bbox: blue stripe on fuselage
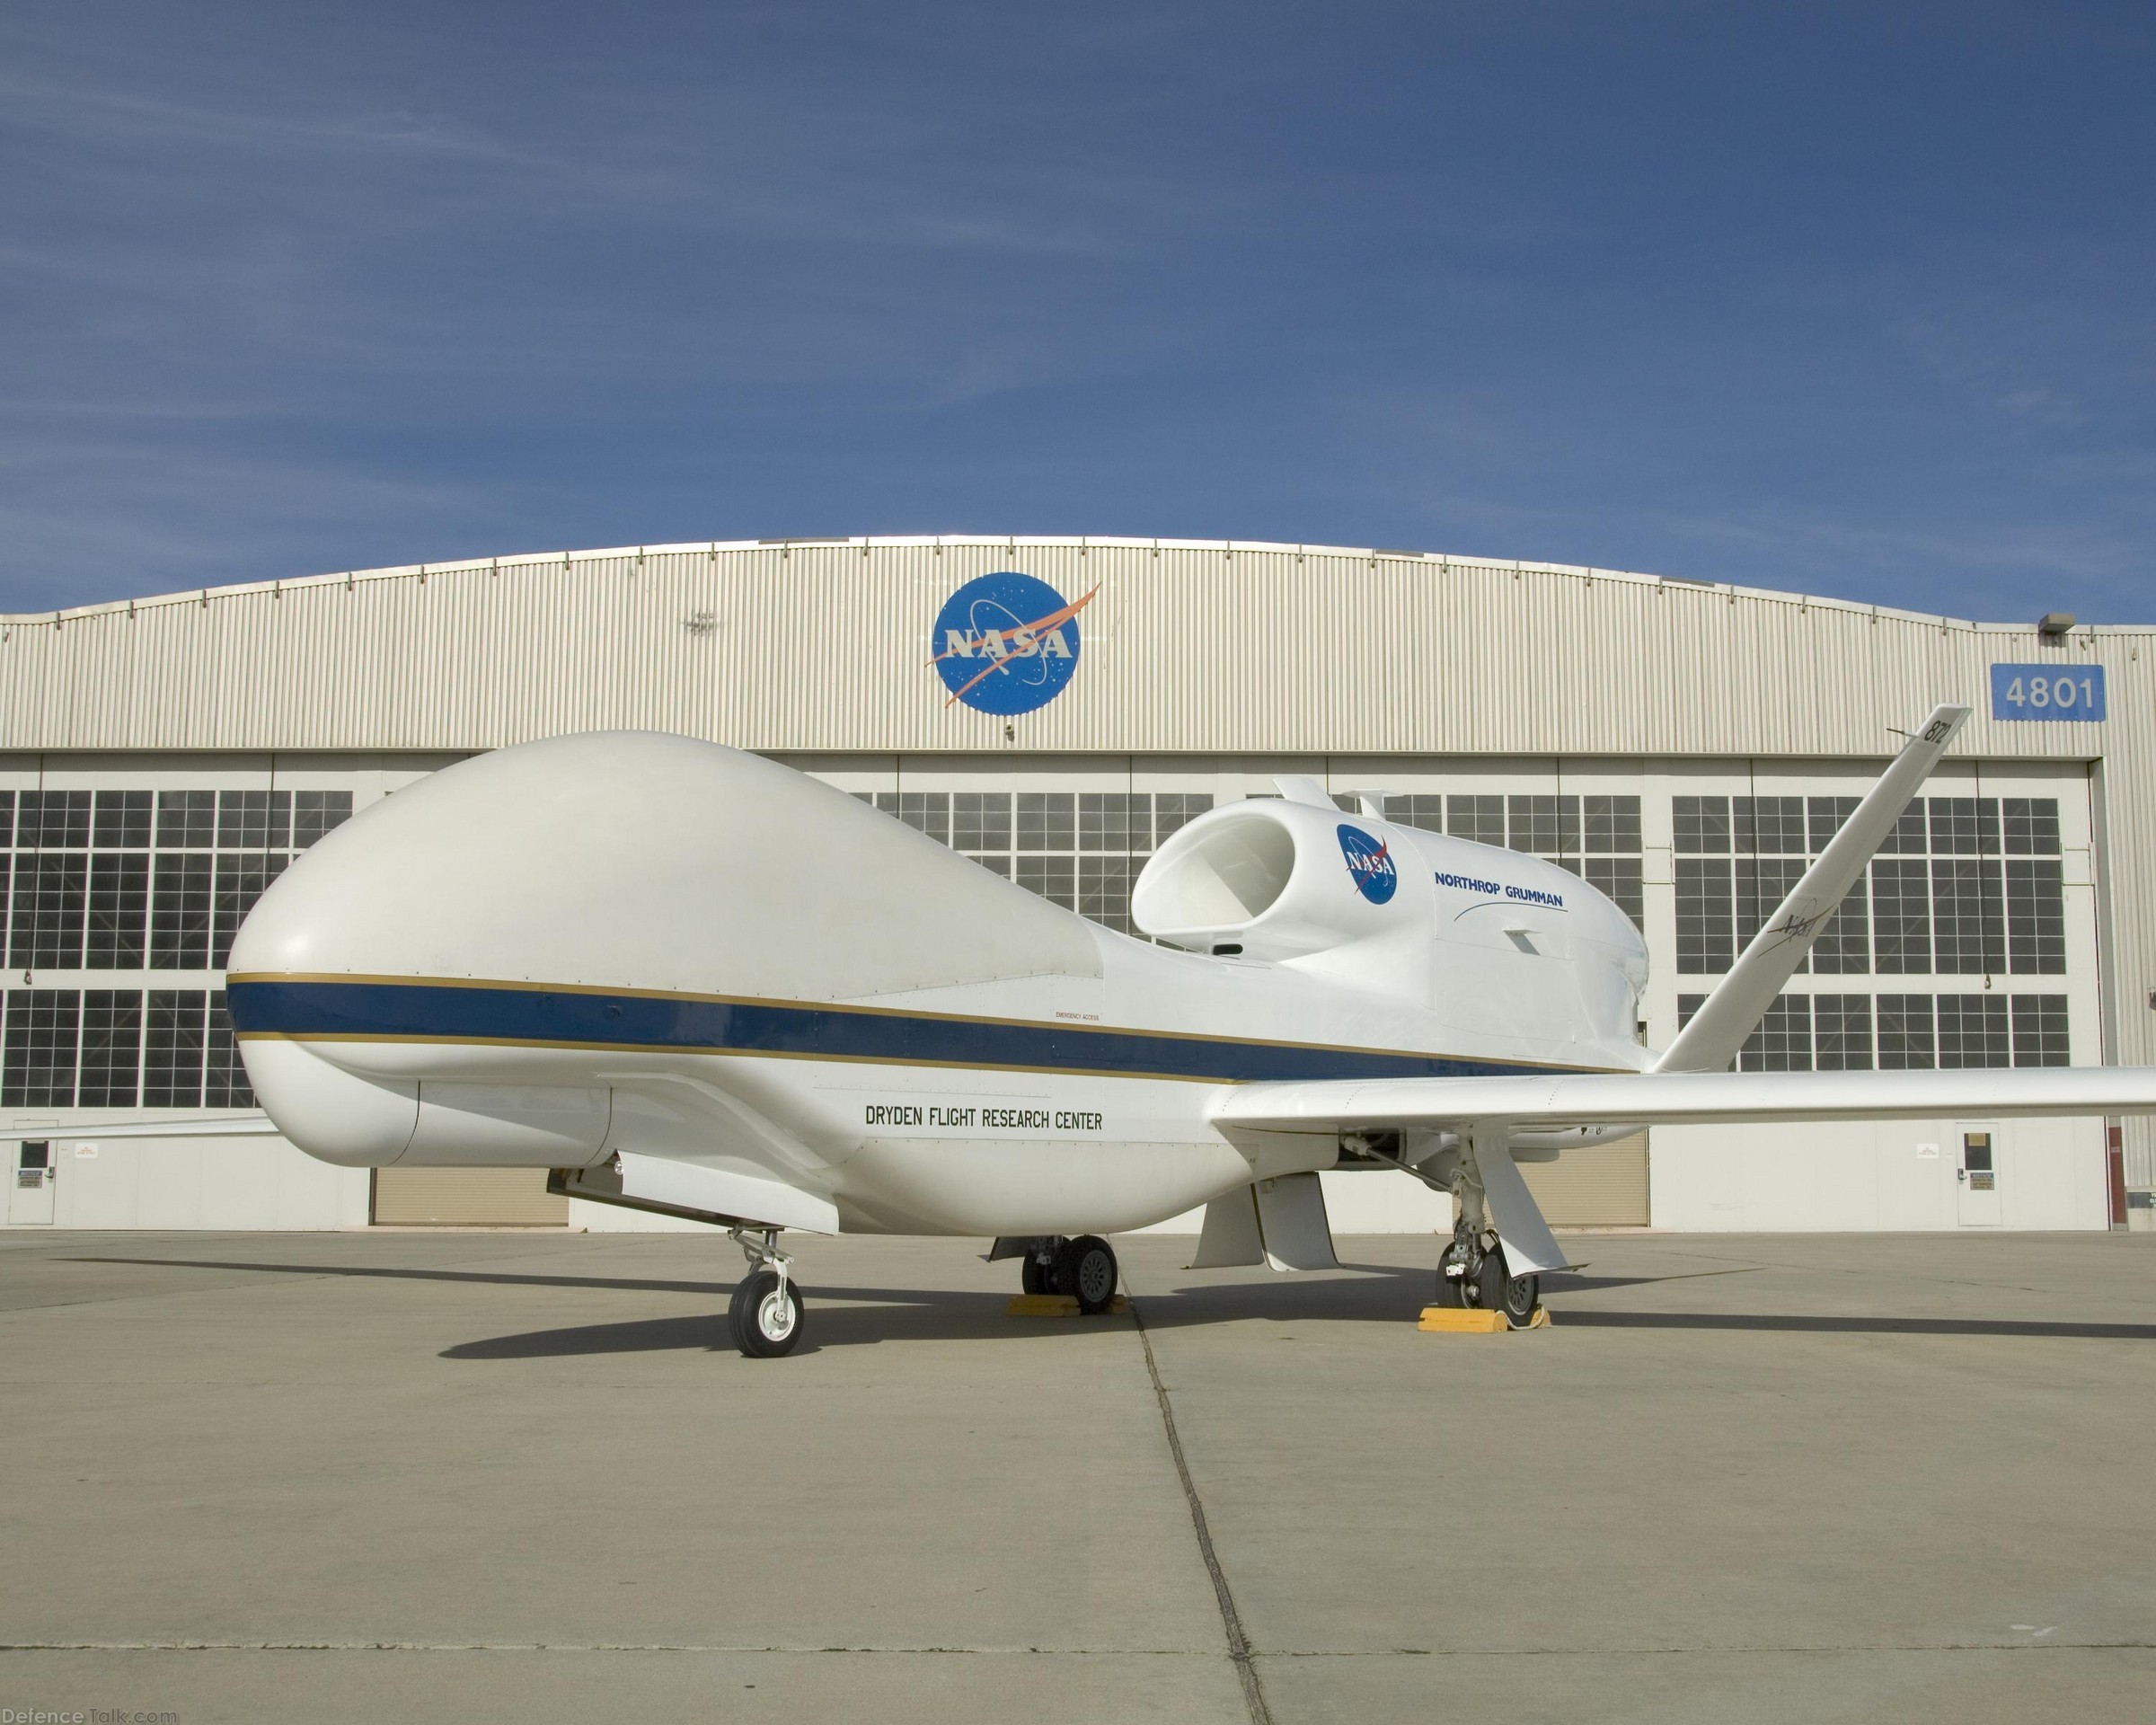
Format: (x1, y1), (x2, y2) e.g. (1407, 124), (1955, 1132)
(226, 978), (1586, 1084)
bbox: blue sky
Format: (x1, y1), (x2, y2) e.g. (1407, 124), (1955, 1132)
(3, 1), (2151, 620)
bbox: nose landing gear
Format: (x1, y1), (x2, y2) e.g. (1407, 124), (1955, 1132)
(728, 1227), (805, 1358)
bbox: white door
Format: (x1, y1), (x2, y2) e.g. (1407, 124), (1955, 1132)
(1956, 1126), (2001, 1227)
(8, 1142), (56, 1225)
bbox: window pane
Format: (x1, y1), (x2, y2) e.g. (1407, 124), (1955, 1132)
(156, 791), (216, 848)
(1736, 855), (1809, 969)
(1879, 806), (1928, 854)
(206, 990), (252, 1106)
(292, 792), (355, 850)
(1734, 797), (1805, 855)
(1583, 796), (1641, 854)
(1807, 796), (1861, 853)
(1582, 856), (1645, 932)
(77, 989), (143, 1108)
(8, 853), (88, 969)
(143, 990), (207, 1107)
(2001, 798), (2061, 857)
(874, 792), (950, 845)
(18, 790), (91, 849)
(151, 854), (213, 969)
(1016, 794), (1074, 853)
(2, 988), (81, 1107)
(1937, 995), (2010, 1068)
(1153, 794), (1213, 842)
(2004, 859), (2065, 974)
(1815, 995), (1874, 1070)
(951, 792), (1012, 854)
(1870, 861), (1932, 973)
(2010, 995), (2070, 1067)
(1811, 883), (1870, 974)
(1928, 797), (1982, 855)
(1674, 857), (1735, 972)
(93, 790), (153, 849)
(1077, 854), (1135, 932)
(1931, 858), (2004, 975)
(1878, 995), (1935, 1068)
(213, 853), (289, 968)
(1739, 994), (1812, 1071)
(1507, 795), (1563, 857)
(1383, 794), (1445, 835)
(216, 790), (292, 851)
(1673, 796), (1730, 854)
(1078, 793), (1145, 854)
(87, 852), (150, 969)
(1446, 796), (1506, 845)
(1013, 854), (1074, 908)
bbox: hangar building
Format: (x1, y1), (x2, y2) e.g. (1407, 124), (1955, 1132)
(2, 535), (2145, 1234)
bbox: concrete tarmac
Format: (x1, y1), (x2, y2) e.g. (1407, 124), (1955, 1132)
(3, 1227), (2153, 1723)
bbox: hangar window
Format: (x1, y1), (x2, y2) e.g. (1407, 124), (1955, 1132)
(1584, 795), (1641, 853)
(1736, 855), (1810, 967)
(2004, 859), (2065, 974)
(2001, 799), (2061, 856)
(1017, 793), (1076, 854)
(1870, 862), (1932, 973)
(16, 791), (91, 850)
(1877, 995), (1936, 1068)
(150, 855), (213, 969)
(1079, 855), (1135, 933)
(93, 790), (153, 849)
(0, 791), (9, 846)
(1738, 994), (1812, 1071)
(1814, 995), (1875, 1069)
(2010, 995), (2069, 1066)
(1080, 794), (1147, 854)
(1016, 854), (1075, 909)
(1733, 797), (1807, 855)
(1384, 795), (1445, 834)
(88, 853), (150, 969)
(1879, 805), (1929, 854)
(217, 791), (292, 851)
(212, 854), (289, 969)
(1, 989), (81, 1108)
(1936, 995), (2011, 1068)
(1931, 858), (2004, 974)
(1673, 797), (1731, 854)
(205, 991), (252, 1106)
(1154, 795), (1212, 843)
(8, 852), (88, 970)
(291, 792), (353, 849)
(156, 792), (216, 848)
(1507, 796), (1576, 857)
(874, 792), (951, 845)
(1445, 797), (1507, 847)
(1811, 887), (1870, 974)
(143, 990), (208, 1107)
(1674, 858), (1735, 972)
(1807, 796), (1861, 851)
(950, 792), (1012, 854)
(76, 990), (143, 1107)
(1582, 857), (1645, 930)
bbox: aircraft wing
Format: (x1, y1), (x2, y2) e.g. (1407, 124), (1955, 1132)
(1212, 1066), (2156, 1133)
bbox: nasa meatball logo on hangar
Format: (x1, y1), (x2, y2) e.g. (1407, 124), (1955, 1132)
(927, 570), (1098, 714)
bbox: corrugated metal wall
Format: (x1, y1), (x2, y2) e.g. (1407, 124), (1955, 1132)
(6, 535), (2151, 1183)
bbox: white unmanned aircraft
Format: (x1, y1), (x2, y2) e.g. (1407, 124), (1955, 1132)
(194, 703), (2156, 1356)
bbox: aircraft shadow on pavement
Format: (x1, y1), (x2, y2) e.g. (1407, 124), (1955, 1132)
(66, 1255), (2156, 1352)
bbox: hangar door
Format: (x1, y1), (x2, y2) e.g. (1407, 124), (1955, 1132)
(371, 1167), (568, 1226)
(1517, 1131), (1650, 1227)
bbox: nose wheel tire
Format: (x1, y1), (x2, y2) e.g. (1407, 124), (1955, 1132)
(1021, 1251), (1057, 1296)
(1463, 1243), (1539, 1327)
(729, 1269), (805, 1358)
(1055, 1234), (1118, 1314)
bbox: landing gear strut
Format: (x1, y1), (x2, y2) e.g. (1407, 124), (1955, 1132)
(1014, 1234), (1119, 1313)
(728, 1227), (804, 1358)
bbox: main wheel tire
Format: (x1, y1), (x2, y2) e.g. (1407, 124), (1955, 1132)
(1434, 1236), (1473, 1307)
(1056, 1234), (1118, 1314)
(1021, 1254), (1053, 1296)
(729, 1269), (804, 1358)
(1464, 1243), (1506, 1313)
(1499, 1269), (1540, 1328)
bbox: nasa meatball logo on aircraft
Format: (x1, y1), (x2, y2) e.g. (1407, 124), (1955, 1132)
(1337, 825), (1398, 903)
(928, 571), (1098, 714)
(84, 692), (2156, 1360)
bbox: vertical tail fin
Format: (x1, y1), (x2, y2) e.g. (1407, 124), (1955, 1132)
(1654, 704), (1970, 1074)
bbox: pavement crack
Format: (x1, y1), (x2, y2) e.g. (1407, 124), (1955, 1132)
(1127, 1281), (1275, 1725)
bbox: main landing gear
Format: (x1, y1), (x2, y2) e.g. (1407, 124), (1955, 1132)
(1018, 1234), (1119, 1314)
(728, 1227), (804, 1358)
(1435, 1220), (1539, 1327)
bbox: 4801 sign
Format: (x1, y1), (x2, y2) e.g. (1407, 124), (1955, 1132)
(1990, 663), (2107, 722)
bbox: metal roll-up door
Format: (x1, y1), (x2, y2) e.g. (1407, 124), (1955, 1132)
(1518, 1130), (1650, 1227)
(371, 1167), (569, 1226)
